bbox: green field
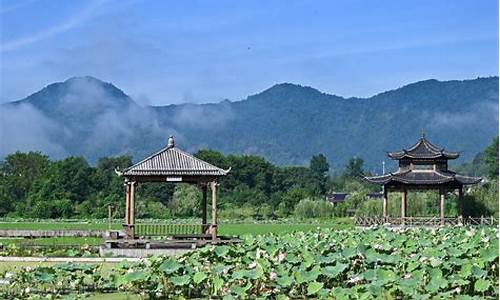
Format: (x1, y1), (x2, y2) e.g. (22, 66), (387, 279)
(0, 221), (121, 231)
(0, 219), (351, 233)
(0, 220), (352, 247)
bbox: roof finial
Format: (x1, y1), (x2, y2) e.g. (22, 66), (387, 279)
(167, 135), (175, 148)
(421, 128), (426, 139)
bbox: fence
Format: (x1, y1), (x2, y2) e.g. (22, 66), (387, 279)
(134, 223), (208, 237)
(355, 216), (499, 226)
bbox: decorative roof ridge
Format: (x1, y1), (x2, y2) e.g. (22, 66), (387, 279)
(392, 169), (411, 176)
(363, 173), (392, 179)
(454, 173), (482, 180)
(364, 169), (410, 180)
(432, 169), (456, 179)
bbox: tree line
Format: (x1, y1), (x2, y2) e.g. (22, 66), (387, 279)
(0, 137), (497, 219)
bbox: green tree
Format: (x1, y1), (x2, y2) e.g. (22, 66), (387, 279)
(169, 184), (201, 217)
(194, 149), (228, 169)
(310, 154), (330, 195)
(0, 151), (50, 215)
(343, 157), (365, 179)
(23, 156), (94, 217)
(310, 154), (329, 177)
(89, 155), (133, 217)
(484, 136), (499, 178)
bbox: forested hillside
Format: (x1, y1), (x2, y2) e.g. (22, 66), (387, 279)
(2, 76), (498, 171)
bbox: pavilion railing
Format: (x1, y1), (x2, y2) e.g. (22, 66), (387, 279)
(135, 223), (210, 237)
(355, 216), (499, 227)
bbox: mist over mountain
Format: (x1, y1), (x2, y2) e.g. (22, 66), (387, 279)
(1, 76), (498, 173)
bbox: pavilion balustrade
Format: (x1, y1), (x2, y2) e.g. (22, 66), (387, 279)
(134, 223), (210, 237)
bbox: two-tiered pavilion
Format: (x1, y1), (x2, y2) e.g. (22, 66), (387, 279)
(364, 133), (481, 225)
(118, 135), (229, 240)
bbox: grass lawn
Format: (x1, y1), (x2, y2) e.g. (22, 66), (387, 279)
(218, 222), (349, 235)
(0, 218), (351, 232)
(0, 222), (120, 231)
(0, 219), (352, 246)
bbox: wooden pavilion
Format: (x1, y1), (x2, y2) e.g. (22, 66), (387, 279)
(117, 135), (230, 241)
(364, 133), (481, 225)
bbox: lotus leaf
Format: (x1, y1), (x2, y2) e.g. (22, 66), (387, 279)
(306, 281), (323, 295)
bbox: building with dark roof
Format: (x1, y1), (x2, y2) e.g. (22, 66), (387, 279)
(364, 133), (481, 225)
(329, 192), (349, 205)
(366, 192), (383, 200)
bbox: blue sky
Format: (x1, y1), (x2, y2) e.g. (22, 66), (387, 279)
(0, 0), (498, 104)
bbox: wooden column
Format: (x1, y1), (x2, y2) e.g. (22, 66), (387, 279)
(130, 181), (136, 238)
(210, 181), (218, 242)
(401, 188), (407, 225)
(440, 188), (445, 225)
(124, 182), (131, 238)
(201, 184), (208, 233)
(382, 187), (388, 220)
(458, 186), (464, 218)
(108, 204), (112, 230)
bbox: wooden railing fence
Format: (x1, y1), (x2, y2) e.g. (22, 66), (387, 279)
(134, 223), (208, 237)
(355, 216), (498, 226)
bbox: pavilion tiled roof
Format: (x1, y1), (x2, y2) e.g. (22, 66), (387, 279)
(122, 136), (229, 177)
(364, 170), (481, 185)
(387, 135), (459, 160)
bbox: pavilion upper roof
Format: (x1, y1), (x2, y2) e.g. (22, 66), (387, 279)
(387, 134), (459, 160)
(122, 136), (229, 177)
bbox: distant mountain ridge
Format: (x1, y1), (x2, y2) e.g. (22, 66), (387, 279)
(2, 76), (498, 173)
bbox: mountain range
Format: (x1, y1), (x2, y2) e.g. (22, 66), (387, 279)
(1, 76), (498, 173)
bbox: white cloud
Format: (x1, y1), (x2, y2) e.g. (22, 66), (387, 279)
(0, 103), (67, 157)
(1, 0), (107, 52)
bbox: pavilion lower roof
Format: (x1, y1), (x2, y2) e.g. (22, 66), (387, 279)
(364, 170), (481, 185)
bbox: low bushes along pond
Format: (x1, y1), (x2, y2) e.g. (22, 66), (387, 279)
(1, 227), (498, 299)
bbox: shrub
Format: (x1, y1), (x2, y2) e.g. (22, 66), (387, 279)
(294, 198), (335, 218)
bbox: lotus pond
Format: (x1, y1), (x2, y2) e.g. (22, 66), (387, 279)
(1, 226), (498, 299)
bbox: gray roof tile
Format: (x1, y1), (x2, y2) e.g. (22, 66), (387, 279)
(122, 138), (229, 177)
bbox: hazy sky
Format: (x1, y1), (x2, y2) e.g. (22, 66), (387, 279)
(1, 0), (498, 104)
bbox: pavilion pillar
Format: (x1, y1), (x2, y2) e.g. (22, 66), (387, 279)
(124, 182), (130, 224)
(400, 188), (407, 225)
(201, 184), (208, 234)
(440, 188), (445, 225)
(382, 187), (388, 221)
(458, 186), (464, 219)
(210, 181), (218, 242)
(124, 181), (137, 239)
(124, 181), (132, 239)
(130, 181), (136, 238)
